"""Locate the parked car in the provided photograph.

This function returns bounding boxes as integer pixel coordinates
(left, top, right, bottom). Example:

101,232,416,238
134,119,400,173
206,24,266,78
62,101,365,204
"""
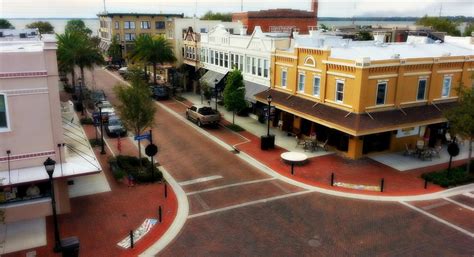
150,85,170,100
105,115,127,137
90,90,106,104
186,105,221,127
118,67,128,76
96,100,115,115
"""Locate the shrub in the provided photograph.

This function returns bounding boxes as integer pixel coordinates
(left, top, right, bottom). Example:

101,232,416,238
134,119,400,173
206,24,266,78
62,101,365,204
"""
174,95,186,102
89,138,101,147
80,117,94,125
225,124,245,132
113,155,163,183
422,167,474,188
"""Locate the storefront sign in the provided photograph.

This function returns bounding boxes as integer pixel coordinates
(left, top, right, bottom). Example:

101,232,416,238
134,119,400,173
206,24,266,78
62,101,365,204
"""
396,126,420,138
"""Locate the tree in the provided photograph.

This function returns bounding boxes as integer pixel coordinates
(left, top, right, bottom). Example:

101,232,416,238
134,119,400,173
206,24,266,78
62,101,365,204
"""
132,34,176,85
114,71,156,161
0,19,14,29
107,37,123,66
201,11,232,22
223,69,247,124
356,30,373,41
319,24,329,31
416,15,461,36
65,19,92,36
444,84,474,173
26,21,54,34
464,22,474,37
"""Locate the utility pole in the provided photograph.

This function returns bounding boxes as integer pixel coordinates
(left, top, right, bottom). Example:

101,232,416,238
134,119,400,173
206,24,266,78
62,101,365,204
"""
103,0,107,14
241,0,243,12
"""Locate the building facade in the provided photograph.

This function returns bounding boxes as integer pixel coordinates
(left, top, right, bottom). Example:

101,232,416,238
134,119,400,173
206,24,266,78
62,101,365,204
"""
232,0,318,34
256,32,473,159
0,30,101,228
97,12,184,59
183,25,290,103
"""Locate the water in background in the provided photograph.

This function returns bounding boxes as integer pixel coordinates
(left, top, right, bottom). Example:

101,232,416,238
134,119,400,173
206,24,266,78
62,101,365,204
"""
8,18,415,36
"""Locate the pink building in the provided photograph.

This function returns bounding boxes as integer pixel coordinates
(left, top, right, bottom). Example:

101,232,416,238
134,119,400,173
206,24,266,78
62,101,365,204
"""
0,29,101,253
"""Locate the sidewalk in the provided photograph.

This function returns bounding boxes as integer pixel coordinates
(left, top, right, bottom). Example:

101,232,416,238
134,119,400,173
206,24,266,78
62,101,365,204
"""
173,93,472,196
3,118,178,257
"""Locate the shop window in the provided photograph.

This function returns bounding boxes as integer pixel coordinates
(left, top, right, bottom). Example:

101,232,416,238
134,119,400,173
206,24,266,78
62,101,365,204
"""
442,76,451,97
281,70,287,88
376,82,387,105
0,181,51,205
417,79,427,100
335,80,344,103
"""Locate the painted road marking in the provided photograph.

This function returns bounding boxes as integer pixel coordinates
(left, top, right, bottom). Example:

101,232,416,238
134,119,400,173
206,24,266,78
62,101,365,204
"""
178,175,223,186
193,194,210,211
463,192,474,198
188,190,313,219
400,201,474,238
421,200,450,211
271,180,292,194
186,178,276,196
444,197,474,212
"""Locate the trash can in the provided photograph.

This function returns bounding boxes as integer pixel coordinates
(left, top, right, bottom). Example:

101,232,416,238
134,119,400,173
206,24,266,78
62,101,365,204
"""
61,236,80,257
260,135,275,150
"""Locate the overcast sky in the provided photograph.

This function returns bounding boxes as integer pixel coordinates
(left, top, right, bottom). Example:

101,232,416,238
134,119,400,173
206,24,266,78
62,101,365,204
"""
1,0,473,18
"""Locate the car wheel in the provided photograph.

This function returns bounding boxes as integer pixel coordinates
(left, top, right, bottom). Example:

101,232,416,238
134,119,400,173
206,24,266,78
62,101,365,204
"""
197,120,202,127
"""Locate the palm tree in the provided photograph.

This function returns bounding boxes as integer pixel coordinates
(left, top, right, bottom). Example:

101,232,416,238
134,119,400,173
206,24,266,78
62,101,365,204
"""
130,34,151,82
57,31,80,87
131,34,176,85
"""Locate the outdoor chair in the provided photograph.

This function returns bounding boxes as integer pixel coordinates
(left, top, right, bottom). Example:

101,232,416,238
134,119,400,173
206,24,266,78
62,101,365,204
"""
420,150,432,161
431,145,442,158
316,139,329,151
295,134,306,148
403,144,416,156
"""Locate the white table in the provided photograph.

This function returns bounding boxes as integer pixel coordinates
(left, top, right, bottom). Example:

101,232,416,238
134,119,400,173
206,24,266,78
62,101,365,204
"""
280,152,308,175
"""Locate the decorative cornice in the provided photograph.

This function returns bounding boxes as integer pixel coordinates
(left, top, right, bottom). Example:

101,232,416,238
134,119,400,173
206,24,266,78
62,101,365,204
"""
0,71,48,79
0,150,55,163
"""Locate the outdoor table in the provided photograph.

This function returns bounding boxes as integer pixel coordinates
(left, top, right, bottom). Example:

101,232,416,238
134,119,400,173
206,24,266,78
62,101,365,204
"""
281,152,308,175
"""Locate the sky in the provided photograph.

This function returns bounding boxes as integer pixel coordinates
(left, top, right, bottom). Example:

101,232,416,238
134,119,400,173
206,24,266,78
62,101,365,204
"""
1,0,473,18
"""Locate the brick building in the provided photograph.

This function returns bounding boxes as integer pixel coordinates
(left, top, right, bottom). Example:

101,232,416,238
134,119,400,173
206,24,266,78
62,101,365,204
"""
232,0,318,34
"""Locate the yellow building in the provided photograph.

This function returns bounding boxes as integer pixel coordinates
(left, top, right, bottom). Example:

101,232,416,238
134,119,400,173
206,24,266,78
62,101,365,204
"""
256,33,473,159
97,12,183,59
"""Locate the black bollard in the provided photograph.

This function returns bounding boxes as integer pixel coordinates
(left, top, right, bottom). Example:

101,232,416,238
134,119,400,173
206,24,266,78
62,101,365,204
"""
380,178,385,192
164,183,168,198
291,163,294,175
330,173,334,186
130,230,134,249
158,206,162,223
424,178,428,189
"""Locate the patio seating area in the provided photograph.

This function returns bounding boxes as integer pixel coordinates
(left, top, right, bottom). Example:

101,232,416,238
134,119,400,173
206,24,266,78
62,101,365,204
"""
403,140,442,161
295,134,328,152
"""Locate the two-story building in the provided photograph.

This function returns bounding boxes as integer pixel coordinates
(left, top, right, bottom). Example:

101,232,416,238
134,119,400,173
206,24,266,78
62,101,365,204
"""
0,30,101,253
183,25,290,105
97,12,184,59
255,31,473,159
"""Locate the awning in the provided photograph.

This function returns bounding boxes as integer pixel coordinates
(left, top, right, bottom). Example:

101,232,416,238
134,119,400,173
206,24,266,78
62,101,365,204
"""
255,89,455,136
199,70,227,88
244,80,269,103
99,41,111,51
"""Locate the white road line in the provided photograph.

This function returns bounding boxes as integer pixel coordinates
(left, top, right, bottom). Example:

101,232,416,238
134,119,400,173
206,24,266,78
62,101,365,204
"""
400,201,474,238
271,180,292,194
443,197,474,212
178,175,223,186
421,201,450,211
188,190,313,219
463,192,474,198
193,194,211,210
186,178,276,196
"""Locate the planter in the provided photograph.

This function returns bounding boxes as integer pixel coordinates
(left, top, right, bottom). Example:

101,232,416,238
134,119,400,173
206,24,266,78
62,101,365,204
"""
260,135,275,150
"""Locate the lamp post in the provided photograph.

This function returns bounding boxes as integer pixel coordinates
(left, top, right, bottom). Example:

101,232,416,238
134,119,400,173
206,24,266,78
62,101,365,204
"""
78,78,84,116
214,79,219,111
267,95,272,136
44,157,62,253
96,102,106,155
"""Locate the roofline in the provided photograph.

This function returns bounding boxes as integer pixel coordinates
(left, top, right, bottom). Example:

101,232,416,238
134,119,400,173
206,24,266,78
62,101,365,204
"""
97,12,184,18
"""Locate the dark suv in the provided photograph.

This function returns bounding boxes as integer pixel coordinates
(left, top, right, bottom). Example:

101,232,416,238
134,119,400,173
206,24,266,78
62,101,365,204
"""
150,85,170,100
105,115,127,137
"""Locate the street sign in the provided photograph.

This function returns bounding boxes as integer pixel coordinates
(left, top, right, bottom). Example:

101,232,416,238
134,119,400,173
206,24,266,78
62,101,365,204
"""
134,133,151,141
145,144,158,157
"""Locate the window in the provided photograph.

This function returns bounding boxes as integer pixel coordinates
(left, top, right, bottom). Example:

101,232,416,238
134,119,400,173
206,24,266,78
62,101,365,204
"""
298,73,305,92
417,79,427,100
252,58,256,75
239,55,244,71
335,80,344,103
246,56,251,73
124,21,135,29
215,51,219,66
115,33,120,40
125,33,136,41
115,21,119,29
155,21,165,29
442,76,451,97
141,21,151,29
263,60,269,78
257,59,262,76
210,50,214,64
376,82,387,105
313,76,320,96
281,70,287,88
200,28,207,33
219,52,223,67
0,94,8,130
224,53,229,68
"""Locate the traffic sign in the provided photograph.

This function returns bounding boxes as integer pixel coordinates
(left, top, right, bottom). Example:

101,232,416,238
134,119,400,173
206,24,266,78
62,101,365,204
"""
134,133,151,141
145,144,158,157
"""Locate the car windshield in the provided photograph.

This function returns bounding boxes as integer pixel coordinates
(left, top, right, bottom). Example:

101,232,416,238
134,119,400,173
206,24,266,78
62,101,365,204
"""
153,87,167,93
108,118,122,126
101,102,113,109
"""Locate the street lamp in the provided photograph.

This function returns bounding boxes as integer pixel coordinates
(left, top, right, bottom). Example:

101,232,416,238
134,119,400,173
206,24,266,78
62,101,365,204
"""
78,78,84,116
267,95,272,136
44,157,62,253
214,79,219,111
96,101,106,155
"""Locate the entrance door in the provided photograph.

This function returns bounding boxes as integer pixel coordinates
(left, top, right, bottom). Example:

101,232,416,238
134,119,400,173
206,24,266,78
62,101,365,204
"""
281,112,294,133
362,132,391,154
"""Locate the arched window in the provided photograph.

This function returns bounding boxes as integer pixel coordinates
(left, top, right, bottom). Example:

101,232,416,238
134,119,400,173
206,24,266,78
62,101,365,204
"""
304,56,316,67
